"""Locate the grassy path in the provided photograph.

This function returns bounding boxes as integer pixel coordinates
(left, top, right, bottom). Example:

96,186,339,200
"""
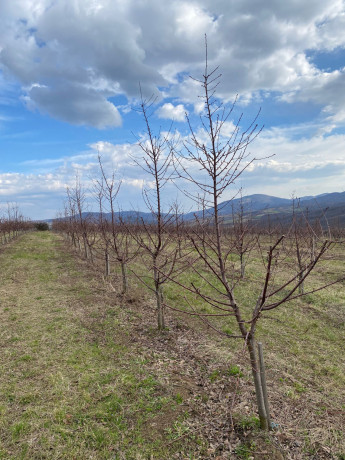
0,232,191,459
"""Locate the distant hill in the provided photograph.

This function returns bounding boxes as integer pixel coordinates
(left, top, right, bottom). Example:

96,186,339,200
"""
245,192,345,228
183,194,292,220
49,191,345,228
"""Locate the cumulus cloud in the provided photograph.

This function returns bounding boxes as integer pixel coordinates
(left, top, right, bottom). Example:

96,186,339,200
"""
25,83,122,128
2,0,345,217
0,0,165,127
156,103,187,121
0,136,180,218
2,120,345,219
239,124,345,197
0,0,345,128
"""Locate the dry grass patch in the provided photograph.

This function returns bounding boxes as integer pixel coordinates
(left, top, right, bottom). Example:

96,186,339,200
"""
0,232,206,459
7,231,344,458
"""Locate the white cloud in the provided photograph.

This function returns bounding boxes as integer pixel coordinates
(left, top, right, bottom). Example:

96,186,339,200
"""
240,124,345,197
2,122,345,219
156,103,187,121
0,171,70,192
2,0,345,217
0,0,344,128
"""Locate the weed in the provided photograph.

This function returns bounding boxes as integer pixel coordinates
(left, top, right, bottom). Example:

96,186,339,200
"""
227,364,244,377
18,354,33,362
234,441,256,459
11,422,29,440
166,418,190,440
209,370,220,381
239,415,260,430
293,381,307,393
175,393,183,404
19,394,37,405
223,326,233,335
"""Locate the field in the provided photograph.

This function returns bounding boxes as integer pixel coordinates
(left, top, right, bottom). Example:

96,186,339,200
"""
0,231,344,459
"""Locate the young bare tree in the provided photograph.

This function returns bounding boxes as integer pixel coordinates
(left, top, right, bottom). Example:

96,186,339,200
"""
0,204,30,243
57,197,79,250
170,39,344,430
66,177,96,262
231,192,257,279
129,91,184,330
74,179,104,268
95,155,138,295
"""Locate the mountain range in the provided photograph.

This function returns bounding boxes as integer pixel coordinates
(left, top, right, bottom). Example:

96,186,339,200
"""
49,191,345,228
184,191,345,227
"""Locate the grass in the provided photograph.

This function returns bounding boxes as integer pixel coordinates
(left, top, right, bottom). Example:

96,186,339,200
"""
123,233,345,456
1,231,345,458
0,232,203,459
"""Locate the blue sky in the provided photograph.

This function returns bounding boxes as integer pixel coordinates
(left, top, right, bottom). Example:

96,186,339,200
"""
1,0,345,219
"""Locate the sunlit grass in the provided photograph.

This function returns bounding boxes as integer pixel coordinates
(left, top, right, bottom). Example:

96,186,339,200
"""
0,232,203,459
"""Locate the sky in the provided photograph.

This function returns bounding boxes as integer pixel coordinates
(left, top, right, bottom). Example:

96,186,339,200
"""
1,0,345,219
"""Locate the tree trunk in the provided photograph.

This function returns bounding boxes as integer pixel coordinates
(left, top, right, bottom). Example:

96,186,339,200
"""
298,269,304,294
311,236,316,263
83,237,88,258
240,253,246,279
156,286,165,330
105,250,110,276
121,260,128,295
88,245,93,263
247,339,268,430
258,342,271,430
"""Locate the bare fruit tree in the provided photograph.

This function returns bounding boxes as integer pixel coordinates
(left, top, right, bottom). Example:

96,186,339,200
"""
95,155,137,295
231,192,257,279
66,177,96,261
130,90,183,330
171,40,343,430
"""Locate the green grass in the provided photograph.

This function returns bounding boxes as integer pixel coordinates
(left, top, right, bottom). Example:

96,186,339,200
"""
126,234,345,455
0,232,202,459
3,231,344,457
